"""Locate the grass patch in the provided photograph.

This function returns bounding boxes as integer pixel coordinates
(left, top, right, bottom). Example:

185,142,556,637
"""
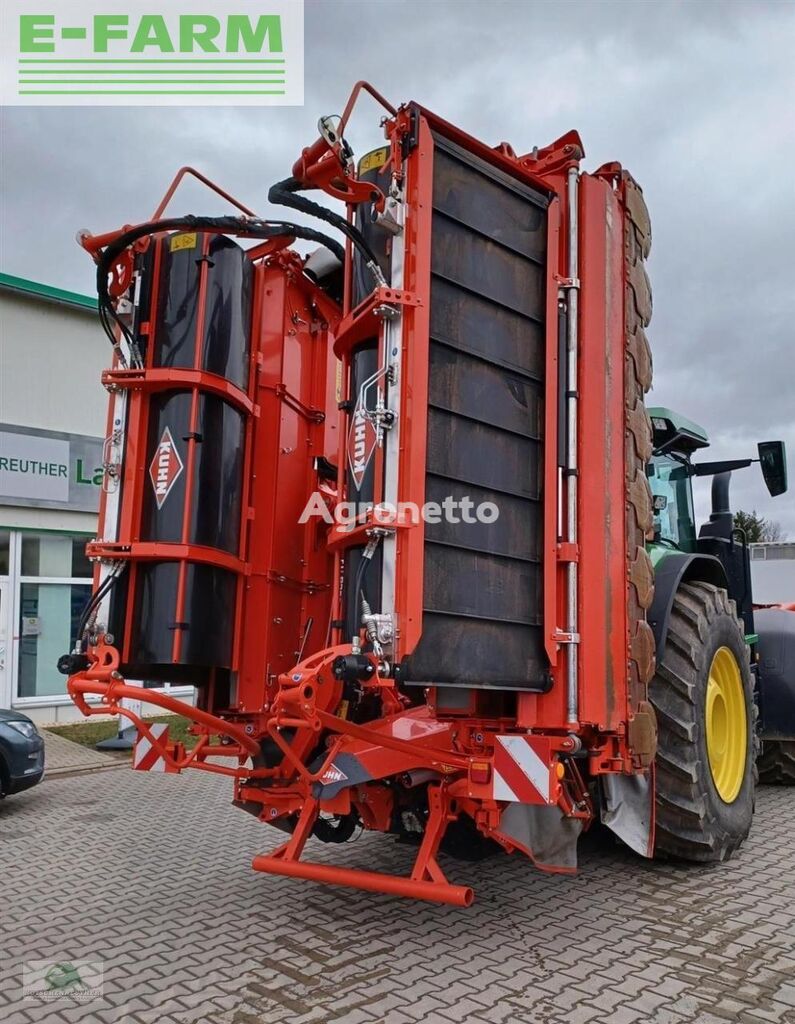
46,714,197,750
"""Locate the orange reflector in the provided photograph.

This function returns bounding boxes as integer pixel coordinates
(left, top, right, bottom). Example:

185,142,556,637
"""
556,762,565,780
470,761,491,785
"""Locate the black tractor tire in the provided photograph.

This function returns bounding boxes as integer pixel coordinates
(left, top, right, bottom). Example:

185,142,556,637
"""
758,740,795,784
650,580,757,862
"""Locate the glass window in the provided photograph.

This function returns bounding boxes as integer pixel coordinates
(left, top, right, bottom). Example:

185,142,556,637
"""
71,538,93,579
0,530,9,575
647,455,696,550
15,532,94,699
18,582,92,698
20,533,92,578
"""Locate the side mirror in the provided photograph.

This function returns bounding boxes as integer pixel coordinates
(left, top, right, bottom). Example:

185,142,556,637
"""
758,440,788,497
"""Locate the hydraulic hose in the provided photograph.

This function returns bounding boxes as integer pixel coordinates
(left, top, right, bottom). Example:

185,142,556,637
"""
269,176,386,287
350,533,383,642
72,563,124,651
94,214,346,361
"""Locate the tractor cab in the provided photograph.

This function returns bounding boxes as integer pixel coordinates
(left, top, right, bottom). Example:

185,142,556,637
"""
647,406,787,633
647,409,787,603
646,407,794,782
646,408,710,554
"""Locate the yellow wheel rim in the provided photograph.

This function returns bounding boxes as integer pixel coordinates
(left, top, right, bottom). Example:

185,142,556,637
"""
705,646,747,803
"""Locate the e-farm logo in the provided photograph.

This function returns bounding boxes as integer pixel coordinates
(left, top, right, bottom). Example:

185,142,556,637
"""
0,1,304,106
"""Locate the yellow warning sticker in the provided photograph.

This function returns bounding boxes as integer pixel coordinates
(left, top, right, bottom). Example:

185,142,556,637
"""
358,147,389,174
335,359,343,403
170,233,197,252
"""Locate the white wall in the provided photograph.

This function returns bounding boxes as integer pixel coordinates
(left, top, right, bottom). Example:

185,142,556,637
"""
0,289,106,717
751,561,795,605
1,506,98,532
0,291,109,437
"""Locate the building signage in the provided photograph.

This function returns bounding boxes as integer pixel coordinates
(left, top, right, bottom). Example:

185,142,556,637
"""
0,424,104,512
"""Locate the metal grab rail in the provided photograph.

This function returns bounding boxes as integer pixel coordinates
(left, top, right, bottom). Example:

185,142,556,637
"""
67,675,262,765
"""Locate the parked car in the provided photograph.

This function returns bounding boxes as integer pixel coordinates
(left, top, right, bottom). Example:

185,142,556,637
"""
0,709,45,797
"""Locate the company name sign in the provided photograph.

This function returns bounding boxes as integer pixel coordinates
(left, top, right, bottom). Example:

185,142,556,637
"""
0,425,104,512
0,0,304,106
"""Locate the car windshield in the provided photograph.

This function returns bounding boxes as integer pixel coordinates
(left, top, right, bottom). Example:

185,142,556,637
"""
647,454,696,550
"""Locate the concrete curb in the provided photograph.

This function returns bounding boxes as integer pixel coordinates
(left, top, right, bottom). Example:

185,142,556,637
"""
44,759,130,781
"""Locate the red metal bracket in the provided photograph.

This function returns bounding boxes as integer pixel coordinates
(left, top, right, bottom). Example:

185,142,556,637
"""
326,516,414,554
291,81,398,208
263,383,325,423
516,129,585,176
553,629,580,644
333,287,421,359
251,783,473,906
86,541,244,576
557,542,579,562
102,368,255,416
262,570,329,594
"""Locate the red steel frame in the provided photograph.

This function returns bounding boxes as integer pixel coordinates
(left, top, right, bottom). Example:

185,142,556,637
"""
68,82,653,906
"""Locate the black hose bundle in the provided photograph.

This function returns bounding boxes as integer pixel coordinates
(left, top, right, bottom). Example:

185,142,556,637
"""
268,177,385,286
94,214,346,361
72,564,124,651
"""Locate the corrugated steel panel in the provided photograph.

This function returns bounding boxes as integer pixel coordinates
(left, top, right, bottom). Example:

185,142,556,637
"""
404,136,549,689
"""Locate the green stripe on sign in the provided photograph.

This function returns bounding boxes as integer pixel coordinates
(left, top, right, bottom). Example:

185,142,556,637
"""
19,68,287,74
18,58,285,63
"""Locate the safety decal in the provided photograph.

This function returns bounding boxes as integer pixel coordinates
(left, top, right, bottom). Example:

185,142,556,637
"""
358,147,389,174
170,233,197,252
492,735,553,804
149,426,184,509
133,723,177,773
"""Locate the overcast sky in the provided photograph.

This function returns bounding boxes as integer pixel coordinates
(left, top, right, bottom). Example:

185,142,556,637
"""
1,0,793,535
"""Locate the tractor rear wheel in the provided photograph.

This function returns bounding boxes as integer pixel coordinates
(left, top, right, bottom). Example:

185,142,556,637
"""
758,740,795,784
650,580,756,862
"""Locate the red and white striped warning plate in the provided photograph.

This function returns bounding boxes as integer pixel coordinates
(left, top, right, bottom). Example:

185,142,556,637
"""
133,722,177,773
492,735,554,805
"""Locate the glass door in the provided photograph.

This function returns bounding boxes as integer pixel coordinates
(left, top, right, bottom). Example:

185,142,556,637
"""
0,580,9,708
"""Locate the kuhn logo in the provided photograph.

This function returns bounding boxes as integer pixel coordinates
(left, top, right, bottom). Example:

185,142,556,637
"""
149,427,184,509
320,763,348,785
346,400,377,492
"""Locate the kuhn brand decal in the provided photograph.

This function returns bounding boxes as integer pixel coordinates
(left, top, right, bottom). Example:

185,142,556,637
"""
149,426,184,509
320,763,349,785
346,397,377,492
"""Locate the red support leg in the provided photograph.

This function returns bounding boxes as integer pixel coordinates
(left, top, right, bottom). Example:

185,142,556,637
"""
252,784,474,907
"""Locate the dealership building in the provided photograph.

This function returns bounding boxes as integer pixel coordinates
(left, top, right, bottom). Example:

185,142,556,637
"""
0,273,192,724
0,273,107,723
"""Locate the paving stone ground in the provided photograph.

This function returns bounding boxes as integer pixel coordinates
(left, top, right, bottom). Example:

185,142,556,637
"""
42,731,120,776
1,767,794,1024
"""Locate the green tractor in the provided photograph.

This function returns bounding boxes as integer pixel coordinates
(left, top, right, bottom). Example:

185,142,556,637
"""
645,408,792,861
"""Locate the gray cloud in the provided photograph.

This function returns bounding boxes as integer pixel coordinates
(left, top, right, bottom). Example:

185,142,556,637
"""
2,0,793,533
